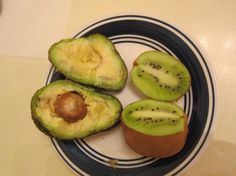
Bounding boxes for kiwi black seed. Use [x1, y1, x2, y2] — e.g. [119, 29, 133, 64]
[131, 50, 191, 101]
[122, 99, 185, 136]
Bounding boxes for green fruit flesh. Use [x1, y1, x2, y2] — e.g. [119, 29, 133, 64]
[122, 99, 185, 136]
[131, 50, 191, 101]
[31, 80, 122, 139]
[49, 34, 128, 90]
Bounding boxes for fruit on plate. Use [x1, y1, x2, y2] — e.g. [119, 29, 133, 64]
[31, 80, 122, 140]
[49, 33, 128, 90]
[131, 50, 191, 101]
[122, 99, 188, 158]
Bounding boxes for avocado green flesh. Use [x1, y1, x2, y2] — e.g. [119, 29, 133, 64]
[122, 99, 185, 136]
[49, 34, 128, 90]
[31, 80, 122, 139]
[131, 50, 191, 101]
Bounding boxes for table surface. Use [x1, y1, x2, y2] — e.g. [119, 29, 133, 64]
[1, 0, 236, 175]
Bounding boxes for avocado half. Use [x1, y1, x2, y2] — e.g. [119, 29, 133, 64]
[31, 80, 122, 140]
[49, 34, 128, 90]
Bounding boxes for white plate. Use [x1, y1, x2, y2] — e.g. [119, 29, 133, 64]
[46, 15, 216, 176]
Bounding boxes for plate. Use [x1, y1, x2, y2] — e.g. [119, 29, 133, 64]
[46, 15, 216, 176]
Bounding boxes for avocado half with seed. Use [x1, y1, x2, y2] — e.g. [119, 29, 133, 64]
[49, 34, 128, 90]
[31, 80, 122, 140]
[122, 99, 188, 158]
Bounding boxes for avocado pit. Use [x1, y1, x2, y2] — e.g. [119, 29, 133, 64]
[54, 92, 87, 123]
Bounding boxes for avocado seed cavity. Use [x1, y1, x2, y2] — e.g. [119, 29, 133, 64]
[54, 92, 87, 123]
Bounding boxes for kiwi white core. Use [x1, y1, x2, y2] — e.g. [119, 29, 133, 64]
[132, 110, 180, 119]
[141, 65, 179, 86]
[122, 99, 186, 136]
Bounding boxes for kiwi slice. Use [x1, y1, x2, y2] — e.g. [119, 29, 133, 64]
[122, 99, 188, 157]
[131, 50, 191, 101]
[122, 99, 185, 136]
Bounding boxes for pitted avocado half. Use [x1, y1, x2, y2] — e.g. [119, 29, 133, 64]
[31, 80, 122, 140]
[49, 34, 128, 90]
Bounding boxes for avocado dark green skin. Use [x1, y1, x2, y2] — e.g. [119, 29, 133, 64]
[30, 80, 123, 140]
[31, 87, 52, 137]
[31, 108, 122, 140]
[31, 113, 51, 137]
[31, 106, 122, 140]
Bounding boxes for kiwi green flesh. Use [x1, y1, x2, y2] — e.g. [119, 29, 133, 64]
[131, 50, 191, 101]
[122, 99, 185, 136]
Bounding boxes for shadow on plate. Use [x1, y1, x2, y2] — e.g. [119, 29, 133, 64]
[183, 140, 236, 176]
[0, 0, 2, 16]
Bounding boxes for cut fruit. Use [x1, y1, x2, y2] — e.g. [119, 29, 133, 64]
[122, 99, 188, 158]
[122, 99, 185, 136]
[31, 80, 122, 140]
[49, 34, 128, 90]
[131, 50, 191, 101]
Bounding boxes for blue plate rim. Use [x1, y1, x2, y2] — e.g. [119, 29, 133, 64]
[46, 15, 216, 176]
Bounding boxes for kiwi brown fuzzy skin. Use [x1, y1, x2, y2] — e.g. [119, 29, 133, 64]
[122, 115, 188, 158]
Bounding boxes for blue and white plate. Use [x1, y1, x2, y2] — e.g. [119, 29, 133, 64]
[46, 15, 216, 176]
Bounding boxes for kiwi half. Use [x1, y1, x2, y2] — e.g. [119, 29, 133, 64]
[122, 99, 188, 158]
[131, 50, 191, 101]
